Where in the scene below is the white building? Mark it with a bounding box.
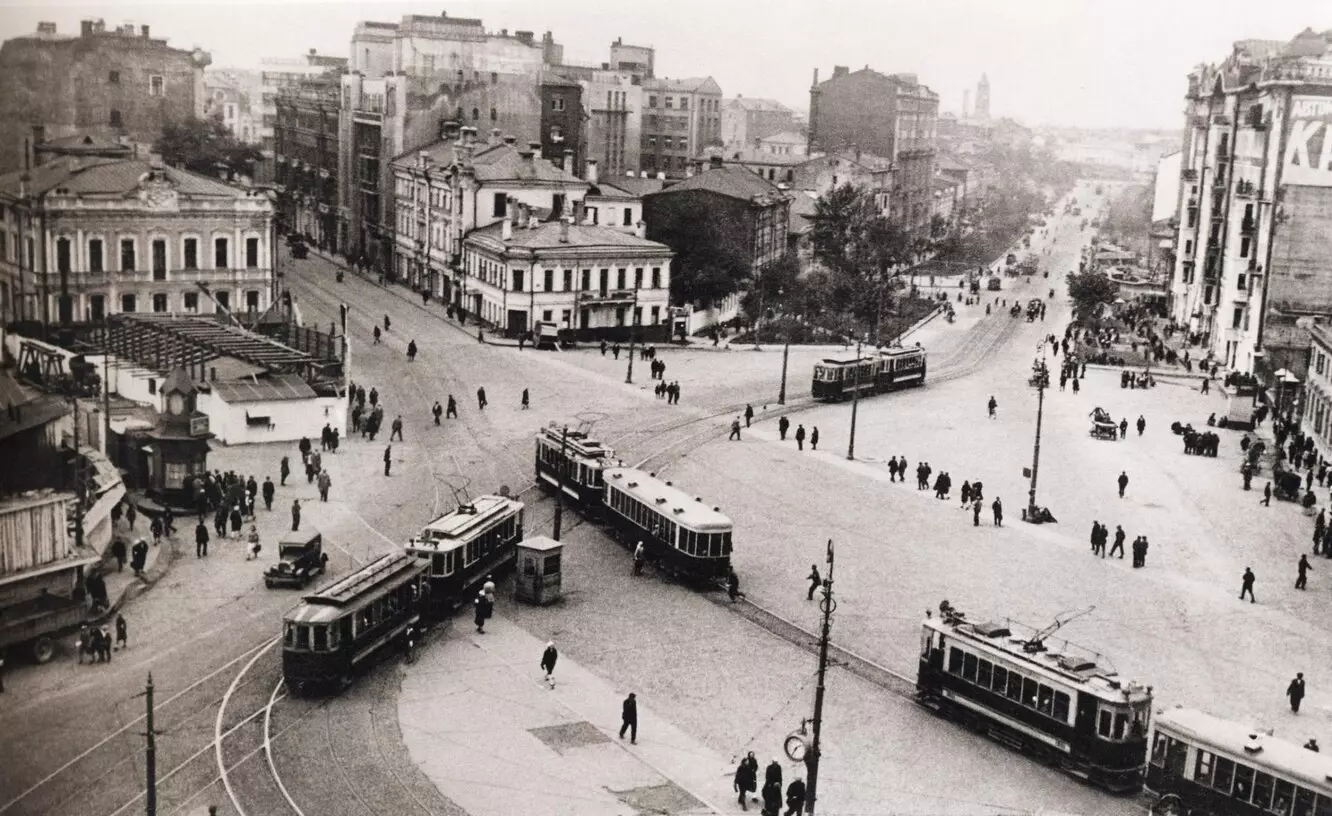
[200,373,341,445]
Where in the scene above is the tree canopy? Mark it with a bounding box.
[652,197,752,307]
[1066,271,1118,322]
[155,115,262,177]
[808,184,911,332]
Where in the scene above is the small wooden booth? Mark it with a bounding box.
[513,535,562,605]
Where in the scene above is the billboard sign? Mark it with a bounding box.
[1284,96,1332,187]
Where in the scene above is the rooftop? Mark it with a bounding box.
[467,220,670,253]
[725,97,792,112]
[645,76,722,95]
[646,163,788,203]
[35,134,134,158]
[396,140,585,186]
[758,130,806,144]
[208,373,318,404]
[716,148,808,167]
[603,176,665,197]
[0,156,253,200]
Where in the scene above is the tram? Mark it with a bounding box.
[602,467,733,581]
[405,494,524,618]
[916,602,1152,793]
[811,346,927,401]
[281,551,427,695]
[535,425,615,514]
[1146,706,1332,816]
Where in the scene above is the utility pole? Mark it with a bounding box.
[71,394,84,551]
[625,292,639,385]
[846,341,863,460]
[1026,352,1050,521]
[804,538,835,814]
[551,426,568,541]
[101,354,112,458]
[778,339,790,405]
[143,673,158,816]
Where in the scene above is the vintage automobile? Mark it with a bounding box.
[265,530,329,589]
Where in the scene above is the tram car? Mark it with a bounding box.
[535,425,615,514]
[1147,706,1332,816]
[601,467,733,582]
[405,495,524,619]
[281,551,427,695]
[811,346,927,402]
[916,602,1152,793]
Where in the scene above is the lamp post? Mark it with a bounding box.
[803,538,835,814]
[846,340,863,460]
[552,425,569,541]
[777,287,789,405]
[1025,349,1050,521]
[625,290,640,384]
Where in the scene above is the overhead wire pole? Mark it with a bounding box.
[625,290,639,384]
[140,672,158,816]
[846,340,863,460]
[551,425,568,541]
[804,538,835,814]
[1026,342,1050,522]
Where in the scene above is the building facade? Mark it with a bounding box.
[1170,29,1332,378]
[1302,324,1332,461]
[808,66,939,234]
[273,78,341,250]
[539,78,584,179]
[461,211,672,339]
[203,70,258,144]
[791,149,894,208]
[640,77,723,178]
[552,64,643,180]
[0,150,275,326]
[0,19,209,174]
[720,97,797,151]
[974,73,991,120]
[257,51,347,183]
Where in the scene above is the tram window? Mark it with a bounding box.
[962,653,978,682]
[1293,788,1314,816]
[1211,756,1234,794]
[1052,691,1070,722]
[976,659,992,689]
[328,624,340,650]
[433,554,446,575]
[722,531,732,554]
[1151,734,1168,765]
[1165,738,1188,777]
[1114,713,1128,740]
[1272,780,1294,815]
[1006,672,1023,701]
[1022,677,1038,709]
[1233,765,1254,802]
[1252,773,1274,810]
[1131,704,1150,736]
[284,622,296,646]
[295,625,310,650]
[1037,686,1054,715]
[1099,710,1112,738]
[313,625,328,651]
[948,647,963,674]
[991,666,1007,694]
[358,608,375,633]
[1193,750,1213,785]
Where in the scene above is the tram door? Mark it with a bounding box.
[1075,693,1097,737]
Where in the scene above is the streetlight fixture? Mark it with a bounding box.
[1024,346,1051,522]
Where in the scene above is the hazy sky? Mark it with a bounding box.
[0,0,1328,129]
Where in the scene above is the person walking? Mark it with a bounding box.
[761,780,782,816]
[521,388,530,410]
[1263,482,1273,506]
[390,415,404,442]
[1117,471,1129,498]
[1240,567,1257,603]
[383,314,391,333]
[973,499,982,527]
[229,505,243,539]
[446,395,458,419]
[784,778,807,816]
[384,445,393,477]
[262,476,275,511]
[1110,526,1125,559]
[1297,554,1312,590]
[987,396,997,419]
[291,499,302,532]
[619,693,638,743]
[432,401,443,425]
[1288,673,1306,713]
[744,404,754,428]
[373,325,382,345]
[150,515,163,545]
[807,564,821,600]
[317,470,332,502]
[992,497,1003,526]
[280,456,291,486]
[795,424,806,451]
[1137,415,1146,436]
[633,541,646,576]
[1119,418,1128,440]
[406,339,417,362]
[810,427,819,451]
[729,417,742,441]
[111,538,127,572]
[247,525,262,560]
[474,591,493,633]
[477,387,488,411]
[195,521,209,558]
[115,613,128,650]
[126,503,137,530]
[778,416,789,441]
[727,568,742,602]
[540,641,558,688]
[734,756,757,811]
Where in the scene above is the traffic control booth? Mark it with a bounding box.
[514,536,562,605]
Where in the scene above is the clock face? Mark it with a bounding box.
[168,393,186,415]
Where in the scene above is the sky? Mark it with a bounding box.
[0,0,1328,130]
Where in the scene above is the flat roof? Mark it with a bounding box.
[603,467,732,530]
[1155,707,1332,793]
[411,496,523,547]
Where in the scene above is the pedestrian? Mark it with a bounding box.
[1306,738,1321,752]
[280,456,290,486]
[810,427,819,451]
[406,339,417,362]
[727,568,742,602]
[78,624,92,664]
[446,394,458,418]
[432,401,442,425]
[390,415,403,442]
[477,387,488,411]
[383,314,391,332]
[784,778,807,816]
[1117,471,1129,498]
[1072,377,1080,394]
[807,564,821,601]
[521,388,530,410]
[111,538,127,572]
[729,417,742,441]
[1111,525,1126,559]
[384,445,393,476]
[1288,673,1306,713]
[762,781,782,816]
[373,325,382,344]
[291,499,301,532]
[115,613,128,650]
[369,387,379,407]
[1263,482,1273,506]
[229,505,243,538]
[150,515,163,545]
[317,470,331,502]
[778,416,789,441]
[744,404,754,428]
[1240,567,1256,603]
[126,503,137,530]
[247,525,262,560]
[734,757,757,811]
[795,424,806,451]
[1119,418,1128,439]
[131,539,148,575]
[987,395,997,418]
[540,641,558,688]
[973,499,982,526]
[992,497,1003,526]
[633,541,645,576]
[600,339,608,357]
[262,477,275,511]
[612,343,621,360]
[474,591,493,633]
[1137,415,1146,436]
[619,693,638,743]
[765,759,783,793]
[1297,554,1312,590]
[195,521,209,558]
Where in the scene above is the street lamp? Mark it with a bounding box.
[777,287,790,405]
[846,340,863,460]
[625,289,640,384]
[1024,348,1051,523]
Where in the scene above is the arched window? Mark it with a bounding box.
[471,107,479,121]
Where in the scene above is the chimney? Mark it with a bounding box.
[461,126,477,144]
[832,65,849,79]
[586,159,599,185]
[140,25,150,38]
[528,141,542,154]
[562,148,573,172]
[656,172,665,180]
[519,145,535,161]
[515,31,534,45]
[634,220,646,239]
[502,201,514,240]
[709,154,725,171]
[503,134,517,146]
[39,21,58,35]
[441,119,460,141]
[559,216,570,243]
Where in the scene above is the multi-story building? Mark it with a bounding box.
[1302,324,1332,460]
[808,65,939,235]
[608,38,654,78]
[720,97,797,151]
[0,20,209,174]
[273,77,341,250]
[643,156,791,304]
[582,160,656,233]
[0,139,275,326]
[461,204,673,339]
[974,73,991,120]
[935,154,993,212]
[257,51,347,183]
[388,124,590,304]
[203,70,258,144]
[791,148,894,208]
[339,13,560,271]
[640,77,723,179]
[540,77,584,179]
[552,63,643,179]
[755,130,808,157]
[1170,29,1332,377]
[709,147,808,188]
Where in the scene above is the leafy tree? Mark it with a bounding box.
[741,255,803,323]
[1066,271,1118,322]
[651,197,751,307]
[156,115,262,177]
[810,184,878,280]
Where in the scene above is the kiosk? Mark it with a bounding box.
[514,535,562,605]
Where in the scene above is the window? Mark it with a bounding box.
[109,70,120,84]
[648,95,657,108]
[634,268,643,289]
[1233,307,1244,330]
[471,107,479,121]
[183,238,198,269]
[149,75,164,96]
[663,136,673,150]
[552,98,565,112]
[491,72,498,84]
[110,109,122,127]
[246,236,260,268]
[679,97,688,110]
[563,270,572,291]
[152,239,167,280]
[56,237,71,274]
[1006,671,1022,701]
[90,295,105,321]
[650,305,660,324]
[1240,236,1251,258]
[581,270,591,291]
[617,269,626,289]
[623,207,633,226]
[493,193,507,217]
[214,290,229,313]
[152,293,168,313]
[544,270,554,291]
[1233,765,1254,802]
[88,239,104,273]
[664,96,673,109]
[1252,772,1274,810]
[513,269,524,292]
[599,269,609,294]
[120,293,136,313]
[214,237,228,268]
[490,107,497,122]
[991,665,1007,694]
[1211,756,1234,793]
[183,292,199,313]
[976,659,992,689]
[120,238,136,271]
[962,652,977,682]
[679,138,688,153]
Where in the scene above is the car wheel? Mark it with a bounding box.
[32,636,55,664]
[265,579,274,589]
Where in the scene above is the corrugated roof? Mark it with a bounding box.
[208,373,317,403]
[0,156,249,199]
[647,165,786,201]
[467,220,670,251]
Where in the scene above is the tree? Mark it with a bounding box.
[652,197,752,307]
[155,115,262,177]
[810,184,878,280]
[1066,271,1118,322]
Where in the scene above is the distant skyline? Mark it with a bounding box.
[0,0,1328,130]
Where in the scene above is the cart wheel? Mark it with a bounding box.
[265,579,274,589]
[32,636,56,664]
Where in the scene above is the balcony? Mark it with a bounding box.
[1234,179,1257,198]
[576,289,637,305]
[1260,61,1332,86]
[1212,114,1232,127]
[1192,115,1208,128]
[1211,174,1227,188]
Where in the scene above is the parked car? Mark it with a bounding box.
[264,531,328,589]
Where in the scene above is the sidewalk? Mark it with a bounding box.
[94,508,172,622]
[399,615,731,816]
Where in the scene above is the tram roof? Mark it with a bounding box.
[286,552,422,623]
[879,345,926,358]
[925,612,1150,700]
[603,467,733,531]
[538,426,614,461]
[1155,707,1332,792]
[817,356,877,367]
[410,495,523,548]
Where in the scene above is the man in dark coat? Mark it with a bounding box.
[1240,567,1256,602]
[794,425,806,451]
[1297,554,1312,590]
[384,445,393,477]
[761,781,782,816]
[733,758,757,810]
[262,477,275,511]
[619,693,638,743]
[291,499,301,532]
[130,539,148,575]
[1110,526,1126,559]
[1117,471,1129,498]
[111,538,127,572]
[195,522,209,558]
[784,778,807,816]
[280,456,290,486]
[778,416,789,441]
[540,642,558,687]
[807,564,821,601]
[744,404,754,428]
[1288,673,1306,713]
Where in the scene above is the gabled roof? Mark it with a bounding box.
[36,134,133,158]
[725,97,791,113]
[210,373,317,403]
[646,76,722,95]
[788,190,819,234]
[646,165,786,202]
[758,130,806,144]
[0,156,247,200]
[466,220,670,252]
[719,148,807,167]
[394,140,586,186]
[603,176,665,197]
